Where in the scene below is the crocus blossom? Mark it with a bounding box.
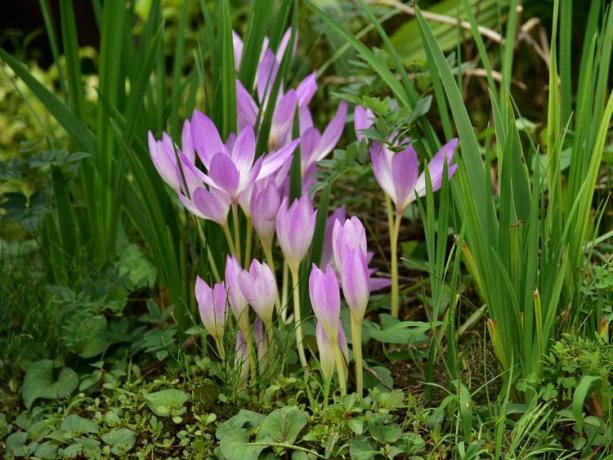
[250,178,281,250]
[315,322,349,381]
[148,124,231,226]
[300,102,348,173]
[276,196,317,272]
[370,140,459,213]
[187,113,299,205]
[239,259,277,325]
[332,217,371,320]
[225,256,249,328]
[309,264,341,341]
[195,277,227,342]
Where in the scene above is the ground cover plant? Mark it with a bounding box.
[1,0,612,458]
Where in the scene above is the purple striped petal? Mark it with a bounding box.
[313,101,347,163]
[231,124,256,179]
[236,80,259,130]
[354,105,374,141]
[192,187,230,225]
[309,264,340,340]
[414,138,459,197]
[258,139,299,179]
[339,246,370,320]
[392,145,419,211]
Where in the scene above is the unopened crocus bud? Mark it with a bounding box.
[275,196,317,272]
[250,178,281,250]
[225,256,249,332]
[195,276,227,341]
[315,322,349,381]
[239,259,277,325]
[332,216,367,269]
[339,246,371,321]
[309,264,341,341]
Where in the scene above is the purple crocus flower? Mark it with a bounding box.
[225,256,249,330]
[186,112,299,204]
[275,196,317,272]
[315,322,349,381]
[370,139,459,213]
[239,259,277,325]
[148,123,231,226]
[195,276,227,341]
[332,217,371,320]
[309,264,341,341]
[354,105,375,142]
[250,178,281,250]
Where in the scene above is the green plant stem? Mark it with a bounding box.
[334,343,348,397]
[350,314,363,397]
[244,217,253,267]
[232,204,242,262]
[222,223,236,255]
[290,266,308,368]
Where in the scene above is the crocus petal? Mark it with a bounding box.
[191,110,226,169]
[339,246,370,320]
[258,139,299,179]
[192,187,230,225]
[392,145,419,211]
[236,80,259,130]
[275,196,317,271]
[414,138,459,197]
[209,153,240,198]
[370,143,397,205]
[232,30,244,70]
[309,264,341,340]
[299,107,314,134]
[239,259,277,324]
[354,105,374,141]
[313,101,347,163]
[370,276,391,291]
[300,127,321,172]
[181,120,195,163]
[196,277,227,340]
[257,48,280,103]
[296,72,317,108]
[231,124,256,180]
[225,255,249,326]
[321,206,346,268]
[269,90,298,149]
[316,321,335,380]
[250,178,281,249]
[148,131,180,191]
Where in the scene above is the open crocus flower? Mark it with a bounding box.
[148,123,231,226]
[370,139,459,214]
[239,259,277,326]
[315,322,349,383]
[186,112,299,204]
[276,196,317,273]
[309,264,341,341]
[195,277,227,345]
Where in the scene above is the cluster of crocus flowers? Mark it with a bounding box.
[355,106,459,318]
[196,255,278,381]
[147,29,350,387]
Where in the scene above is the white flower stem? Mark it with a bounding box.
[231,204,242,262]
[350,315,363,397]
[290,265,308,368]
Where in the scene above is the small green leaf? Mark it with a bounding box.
[144,389,189,417]
[60,415,100,436]
[349,438,377,460]
[102,428,136,455]
[256,406,308,445]
[572,375,601,433]
[21,360,79,409]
